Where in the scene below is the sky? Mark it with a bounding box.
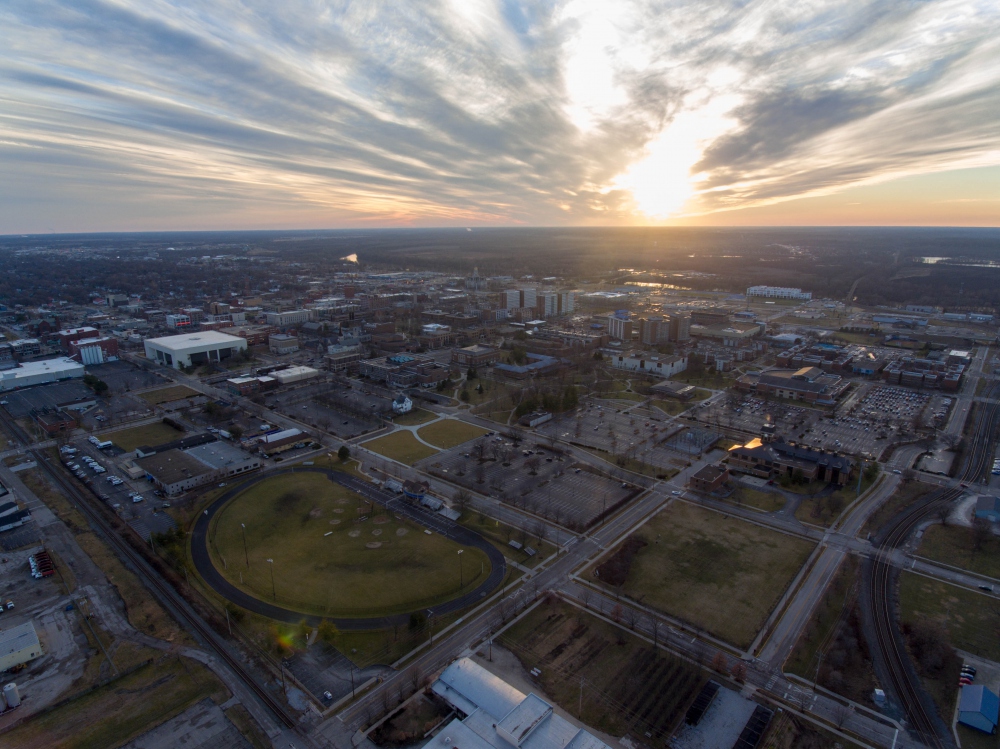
[1,0,999,232]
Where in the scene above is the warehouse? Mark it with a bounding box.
[143,331,247,369]
[0,622,43,671]
[0,357,85,391]
[258,428,305,455]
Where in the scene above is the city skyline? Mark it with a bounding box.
[2,0,999,233]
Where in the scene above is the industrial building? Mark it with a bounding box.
[143,331,247,369]
[258,428,306,455]
[746,285,812,300]
[137,441,261,495]
[0,357,85,391]
[427,658,611,749]
[0,622,42,672]
[959,685,999,734]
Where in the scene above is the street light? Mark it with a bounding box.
[266,558,275,600]
[457,549,464,588]
[241,523,249,568]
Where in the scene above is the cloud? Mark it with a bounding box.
[0,0,997,231]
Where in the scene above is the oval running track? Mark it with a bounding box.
[190,467,507,629]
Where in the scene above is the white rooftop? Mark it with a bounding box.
[428,659,611,749]
[0,621,40,656]
[144,331,245,350]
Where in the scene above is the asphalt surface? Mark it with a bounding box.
[190,466,507,629]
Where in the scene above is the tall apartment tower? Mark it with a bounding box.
[607,315,633,341]
[639,317,669,345]
[669,313,691,342]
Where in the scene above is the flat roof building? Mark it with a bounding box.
[0,357,85,391]
[144,331,247,370]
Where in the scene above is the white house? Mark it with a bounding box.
[392,394,413,414]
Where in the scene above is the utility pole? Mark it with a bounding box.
[241,522,249,567]
[458,549,464,588]
[267,558,275,600]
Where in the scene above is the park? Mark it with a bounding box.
[200,470,499,622]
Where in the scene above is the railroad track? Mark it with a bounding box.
[867,382,1000,748]
[0,408,298,730]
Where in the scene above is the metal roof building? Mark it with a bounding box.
[427,658,611,749]
[0,622,42,671]
[959,685,999,734]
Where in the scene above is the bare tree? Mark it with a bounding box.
[525,456,541,475]
[833,703,853,728]
[650,617,661,648]
[580,587,592,610]
[624,606,639,630]
[454,488,472,514]
[408,665,423,690]
[972,517,992,553]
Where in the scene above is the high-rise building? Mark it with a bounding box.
[639,317,669,345]
[669,313,691,342]
[607,315,633,341]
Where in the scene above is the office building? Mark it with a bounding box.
[265,309,313,326]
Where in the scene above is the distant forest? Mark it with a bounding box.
[0,227,997,310]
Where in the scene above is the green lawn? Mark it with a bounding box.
[364,430,439,465]
[391,408,437,426]
[136,385,200,405]
[590,502,814,648]
[918,524,1000,579]
[100,421,184,451]
[899,572,1000,662]
[417,419,488,450]
[2,656,227,749]
[209,472,490,617]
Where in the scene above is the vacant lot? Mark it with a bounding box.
[729,487,786,513]
[589,502,814,648]
[210,472,490,616]
[2,656,227,749]
[917,524,1000,578]
[501,598,704,745]
[100,421,183,451]
[392,408,437,426]
[899,572,1000,662]
[417,419,488,450]
[137,385,200,405]
[364,430,439,465]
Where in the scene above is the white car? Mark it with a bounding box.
[671,490,682,496]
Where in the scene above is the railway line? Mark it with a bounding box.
[0,407,300,732]
[867,382,1000,748]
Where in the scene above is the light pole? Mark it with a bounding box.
[457,549,464,589]
[241,523,249,568]
[266,558,275,600]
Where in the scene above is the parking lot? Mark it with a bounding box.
[2,381,94,418]
[419,438,636,530]
[87,361,168,394]
[62,441,177,540]
[284,641,390,704]
[268,383,385,440]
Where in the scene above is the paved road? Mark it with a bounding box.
[189,466,507,629]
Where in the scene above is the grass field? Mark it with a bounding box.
[417,419,488,449]
[917,524,1000,578]
[899,572,1000,662]
[100,421,184,451]
[728,487,786,513]
[590,502,814,648]
[2,656,228,749]
[137,385,200,405]
[391,408,437,426]
[458,511,557,569]
[500,598,704,744]
[364,430,439,465]
[209,472,490,616]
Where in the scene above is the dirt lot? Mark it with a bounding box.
[499,598,704,745]
[589,501,814,648]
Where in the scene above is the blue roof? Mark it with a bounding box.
[960,685,1000,724]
